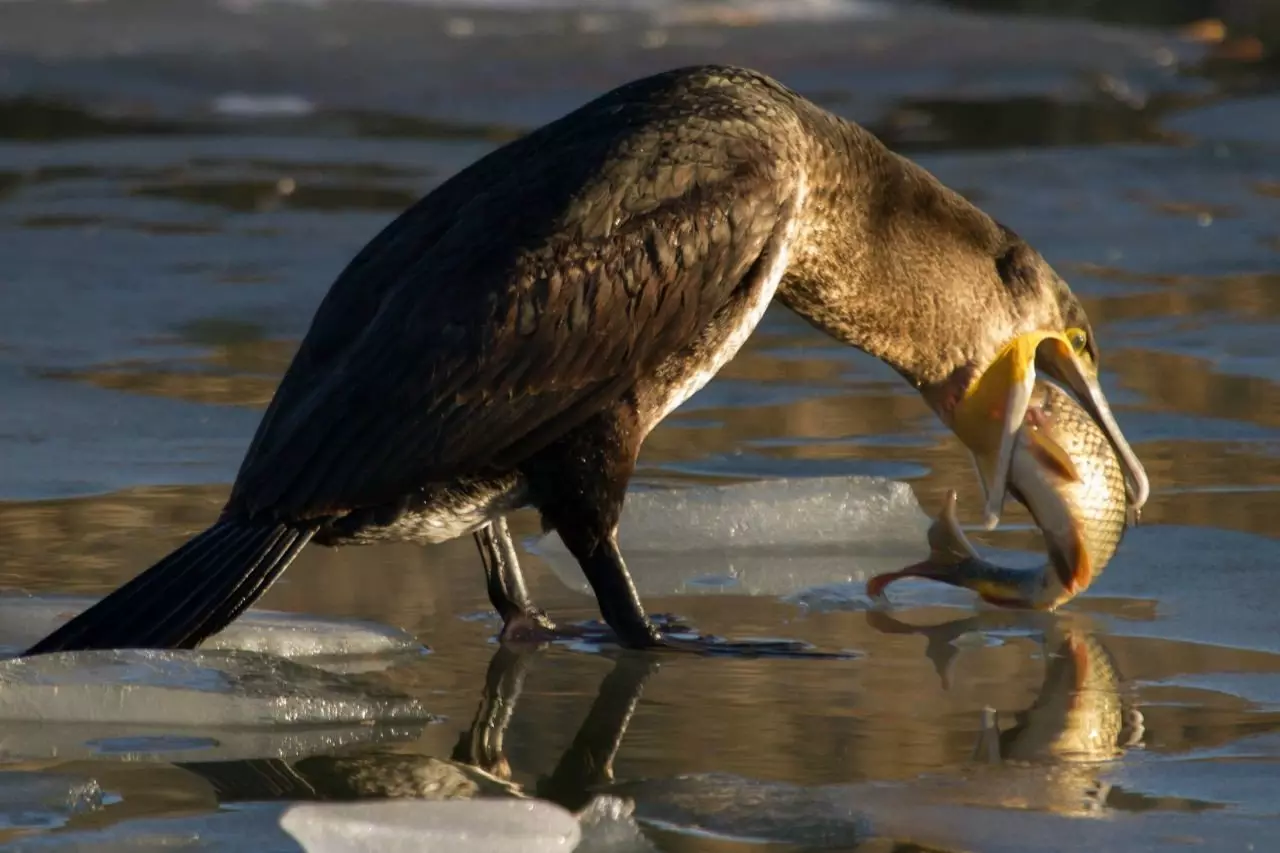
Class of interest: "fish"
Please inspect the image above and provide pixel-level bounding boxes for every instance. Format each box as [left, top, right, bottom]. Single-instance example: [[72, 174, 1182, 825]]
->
[[867, 380, 1132, 610]]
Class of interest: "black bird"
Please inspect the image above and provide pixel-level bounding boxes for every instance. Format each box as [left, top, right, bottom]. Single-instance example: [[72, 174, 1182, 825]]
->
[[24, 65, 1147, 657]]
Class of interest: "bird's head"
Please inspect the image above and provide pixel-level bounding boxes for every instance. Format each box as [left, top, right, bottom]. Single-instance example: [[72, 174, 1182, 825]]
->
[[917, 235, 1149, 530], [780, 138, 1147, 527]]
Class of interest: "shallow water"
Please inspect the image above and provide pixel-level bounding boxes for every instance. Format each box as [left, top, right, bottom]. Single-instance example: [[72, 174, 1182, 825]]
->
[[1, 0, 1279, 849]]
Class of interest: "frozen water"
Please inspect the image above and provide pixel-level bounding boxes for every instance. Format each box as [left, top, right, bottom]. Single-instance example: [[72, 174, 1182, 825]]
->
[[279, 798, 582, 853], [574, 796, 659, 853], [527, 476, 929, 597], [0, 720, 426, 764], [620, 772, 1279, 853], [0, 593, 426, 670], [0, 772, 105, 832], [0, 649, 433, 727], [1, 803, 298, 853]]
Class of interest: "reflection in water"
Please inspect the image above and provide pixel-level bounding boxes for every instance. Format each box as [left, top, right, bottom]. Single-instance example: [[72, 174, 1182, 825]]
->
[[868, 611, 1151, 820], [175, 645, 655, 815]]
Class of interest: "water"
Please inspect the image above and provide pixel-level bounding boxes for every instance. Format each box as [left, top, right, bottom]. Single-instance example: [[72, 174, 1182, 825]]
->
[[1, 0, 1279, 849]]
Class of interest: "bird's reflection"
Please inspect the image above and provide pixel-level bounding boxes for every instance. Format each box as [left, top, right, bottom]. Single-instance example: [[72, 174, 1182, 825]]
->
[[176, 643, 660, 815], [868, 609, 1145, 816]]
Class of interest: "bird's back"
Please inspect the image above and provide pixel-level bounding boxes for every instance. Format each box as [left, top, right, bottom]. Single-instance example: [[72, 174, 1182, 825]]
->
[[225, 65, 815, 522]]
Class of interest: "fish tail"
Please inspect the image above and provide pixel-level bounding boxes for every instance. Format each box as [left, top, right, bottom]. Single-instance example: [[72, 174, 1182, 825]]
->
[[23, 518, 317, 656], [867, 490, 981, 599]]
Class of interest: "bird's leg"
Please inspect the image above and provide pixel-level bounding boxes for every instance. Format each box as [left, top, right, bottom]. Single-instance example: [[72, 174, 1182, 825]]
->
[[568, 531, 663, 649], [564, 527, 842, 658], [450, 643, 537, 779], [473, 517, 557, 641], [528, 410, 845, 658], [536, 651, 662, 811]]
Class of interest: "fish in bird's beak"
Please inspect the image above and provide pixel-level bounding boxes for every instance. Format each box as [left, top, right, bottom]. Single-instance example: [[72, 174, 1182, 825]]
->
[[949, 331, 1149, 530]]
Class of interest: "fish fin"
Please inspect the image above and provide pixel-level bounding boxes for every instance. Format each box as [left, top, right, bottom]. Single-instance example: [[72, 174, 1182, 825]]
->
[[1048, 524, 1094, 596], [1023, 428, 1082, 483], [925, 489, 982, 566], [865, 491, 982, 601]]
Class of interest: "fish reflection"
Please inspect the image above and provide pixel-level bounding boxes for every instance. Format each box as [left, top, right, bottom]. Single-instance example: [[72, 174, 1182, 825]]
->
[[869, 610, 1144, 817]]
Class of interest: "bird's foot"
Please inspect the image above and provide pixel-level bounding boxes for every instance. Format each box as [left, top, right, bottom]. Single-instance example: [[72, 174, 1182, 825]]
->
[[649, 631, 854, 659], [499, 611, 852, 659], [549, 615, 853, 659], [497, 608, 561, 647]]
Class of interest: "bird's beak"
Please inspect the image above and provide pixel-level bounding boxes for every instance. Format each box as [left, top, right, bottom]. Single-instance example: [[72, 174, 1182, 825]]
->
[[951, 331, 1149, 530]]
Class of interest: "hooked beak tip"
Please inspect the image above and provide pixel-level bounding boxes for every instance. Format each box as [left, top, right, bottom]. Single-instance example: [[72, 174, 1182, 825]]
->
[[1034, 338, 1150, 512]]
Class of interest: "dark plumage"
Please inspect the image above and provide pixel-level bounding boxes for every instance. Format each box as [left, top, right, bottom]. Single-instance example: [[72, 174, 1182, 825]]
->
[[26, 64, 1120, 657]]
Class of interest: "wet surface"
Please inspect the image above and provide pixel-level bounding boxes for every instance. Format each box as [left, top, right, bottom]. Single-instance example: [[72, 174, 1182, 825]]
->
[[1, 0, 1279, 849]]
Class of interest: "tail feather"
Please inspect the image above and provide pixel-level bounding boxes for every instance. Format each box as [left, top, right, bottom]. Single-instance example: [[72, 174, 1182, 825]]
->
[[24, 520, 317, 656]]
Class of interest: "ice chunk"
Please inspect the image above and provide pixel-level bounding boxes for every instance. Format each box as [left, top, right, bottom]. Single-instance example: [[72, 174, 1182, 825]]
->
[[0, 719, 425, 764], [527, 476, 928, 597], [0, 650, 433, 762], [0, 593, 426, 670], [575, 796, 659, 853], [0, 649, 432, 727], [279, 799, 582, 853], [2, 802, 297, 852], [0, 772, 104, 832]]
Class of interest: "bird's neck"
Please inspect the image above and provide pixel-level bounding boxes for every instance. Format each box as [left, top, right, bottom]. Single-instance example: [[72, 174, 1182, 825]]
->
[[776, 115, 1015, 389]]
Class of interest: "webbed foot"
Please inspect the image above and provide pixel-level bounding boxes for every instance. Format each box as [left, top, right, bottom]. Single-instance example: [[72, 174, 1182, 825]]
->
[[503, 612, 853, 659]]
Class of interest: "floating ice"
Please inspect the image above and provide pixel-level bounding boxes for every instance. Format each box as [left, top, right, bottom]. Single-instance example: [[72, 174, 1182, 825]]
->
[[527, 476, 928, 597], [0, 649, 432, 761], [575, 795, 659, 853], [0, 772, 105, 832], [279, 798, 582, 853], [0, 719, 426, 764], [0, 593, 426, 670], [0, 648, 431, 725], [1, 802, 297, 853]]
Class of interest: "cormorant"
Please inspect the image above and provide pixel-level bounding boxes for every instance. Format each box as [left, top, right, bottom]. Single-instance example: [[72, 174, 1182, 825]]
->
[[24, 65, 1147, 657]]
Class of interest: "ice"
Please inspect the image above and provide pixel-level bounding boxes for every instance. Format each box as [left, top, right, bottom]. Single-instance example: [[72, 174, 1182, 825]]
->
[[0, 593, 426, 671], [0, 719, 426, 764], [279, 798, 582, 853], [0, 648, 432, 761], [574, 796, 659, 853], [0, 772, 105, 832], [1, 803, 298, 853], [0, 648, 431, 725], [527, 476, 929, 597]]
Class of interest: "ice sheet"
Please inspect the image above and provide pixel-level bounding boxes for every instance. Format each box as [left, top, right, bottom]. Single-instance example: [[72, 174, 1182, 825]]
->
[[0, 720, 426, 764], [0, 593, 426, 670], [0, 772, 105, 832], [279, 799, 582, 853], [621, 772, 1280, 852], [1, 802, 297, 853], [574, 796, 660, 853], [0, 649, 433, 727], [527, 476, 929, 598]]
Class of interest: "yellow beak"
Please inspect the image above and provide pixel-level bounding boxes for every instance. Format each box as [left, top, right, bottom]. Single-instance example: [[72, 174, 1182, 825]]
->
[[951, 331, 1150, 529]]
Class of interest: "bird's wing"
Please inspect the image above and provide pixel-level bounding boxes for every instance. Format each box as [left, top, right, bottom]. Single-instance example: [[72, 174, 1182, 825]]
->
[[230, 98, 804, 519]]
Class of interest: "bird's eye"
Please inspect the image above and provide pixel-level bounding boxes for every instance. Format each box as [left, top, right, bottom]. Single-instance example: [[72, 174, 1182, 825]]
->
[[1066, 327, 1088, 355]]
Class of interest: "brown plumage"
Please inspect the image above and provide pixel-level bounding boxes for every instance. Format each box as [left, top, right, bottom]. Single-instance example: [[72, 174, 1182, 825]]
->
[[25, 65, 1124, 658]]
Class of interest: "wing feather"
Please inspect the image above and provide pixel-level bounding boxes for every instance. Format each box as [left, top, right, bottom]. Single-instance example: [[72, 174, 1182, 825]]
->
[[229, 81, 800, 519]]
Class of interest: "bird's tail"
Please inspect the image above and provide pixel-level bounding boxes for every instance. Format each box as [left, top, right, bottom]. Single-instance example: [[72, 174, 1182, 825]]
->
[[23, 519, 317, 656]]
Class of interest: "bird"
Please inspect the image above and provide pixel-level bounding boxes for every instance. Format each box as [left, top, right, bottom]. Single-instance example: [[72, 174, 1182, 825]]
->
[[23, 64, 1148, 658]]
